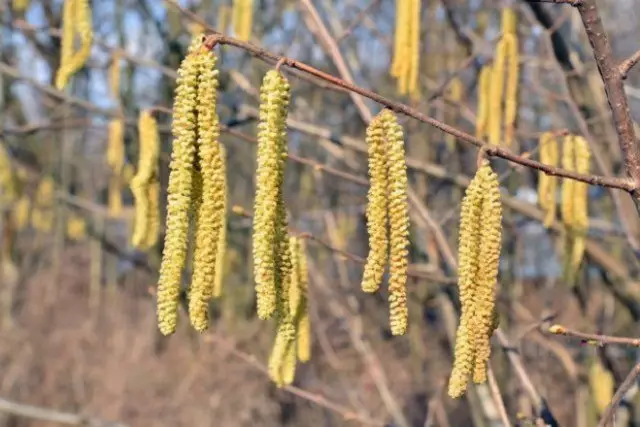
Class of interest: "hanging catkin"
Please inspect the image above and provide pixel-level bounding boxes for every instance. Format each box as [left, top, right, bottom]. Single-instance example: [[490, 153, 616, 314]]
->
[[189, 45, 225, 332], [157, 37, 202, 335], [55, 0, 93, 90], [131, 110, 160, 249], [475, 65, 492, 139], [12, 195, 30, 230], [390, 0, 420, 98], [362, 110, 410, 336], [232, 0, 254, 41], [66, 213, 87, 240], [588, 359, 614, 415], [488, 8, 519, 147], [213, 146, 228, 299], [537, 132, 559, 228], [253, 70, 291, 320], [448, 161, 502, 398]]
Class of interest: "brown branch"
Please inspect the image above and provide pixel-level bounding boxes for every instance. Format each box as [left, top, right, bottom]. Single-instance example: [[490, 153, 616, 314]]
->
[[548, 324, 640, 346], [619, 48, 640, 80], [0, 397, 128, 427], [598, 362, 640, 427], [577, 0, 640, 203], [527, 0, 583, 4], [336, 0, 382, 42], [195, 33, 636, 191]]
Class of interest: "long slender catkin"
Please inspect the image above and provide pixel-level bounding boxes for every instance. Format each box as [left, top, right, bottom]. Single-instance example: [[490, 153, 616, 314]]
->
[[570, 136, 590, 274], [213, 146, 228, 299], [253, 70, 291, 320], [55, 0, 93, 90], [189, 45, 225, 333], [538, 132, 559, 228], [475, 65, 492, 139], [157, 37, 202, 336]]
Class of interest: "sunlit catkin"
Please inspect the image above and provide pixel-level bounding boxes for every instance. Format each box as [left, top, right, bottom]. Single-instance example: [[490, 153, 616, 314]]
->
[[12, 196, 30, 230], [66, 213, 86, 240], [537, 132, 559, 228], [476, 65, 492, 139], [213, 146, 228, 299], [189, 46, 225, 333], [290, 237, 310, 362], [131, 110, 160, 248], [157, 38, 201, 336], [362, 114, 389, 294], [390, 0, 420, 98], [561, 135, 575, 228], [0, 143, 17, 205], [253, 70, 291, 320], [588, 359, 614, 415], [268, 328, 296, 387], [383, 111, 409, 336], [55, 0, 93, 90], [232, 0, 254, 41], [471, 165, 502, 384], [449, 162, 502, 398]]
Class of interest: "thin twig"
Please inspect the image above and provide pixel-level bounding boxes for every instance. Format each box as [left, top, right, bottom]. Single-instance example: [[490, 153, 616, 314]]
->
[[548, 324, 640, 346], [598, 362, 640, 427], [619, 48, 640, 79]]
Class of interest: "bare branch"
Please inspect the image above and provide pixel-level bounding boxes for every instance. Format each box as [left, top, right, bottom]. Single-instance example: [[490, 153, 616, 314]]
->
[[619, 49, 640, 79], [526, 0, 583, 5]]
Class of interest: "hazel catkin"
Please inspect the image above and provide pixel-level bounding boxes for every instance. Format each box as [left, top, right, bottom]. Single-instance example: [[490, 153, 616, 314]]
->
[[538, 132, 558, 228], [448, 161, 503, 398], [252, 70, 291, 320], [157, 37, 202, 336], [55, 0, 93, 90]]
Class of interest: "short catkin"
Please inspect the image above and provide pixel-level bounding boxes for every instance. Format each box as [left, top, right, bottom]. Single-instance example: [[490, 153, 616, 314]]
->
[[362, 109, 410, 336], [537, 132, 559, 228], [253, 70, 291, 320], [156, 37, 202, 336], [448, 161, 502, 398]]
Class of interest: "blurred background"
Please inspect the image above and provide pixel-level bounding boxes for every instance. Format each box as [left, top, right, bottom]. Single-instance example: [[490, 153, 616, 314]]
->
[[2, 0, 640, 425]]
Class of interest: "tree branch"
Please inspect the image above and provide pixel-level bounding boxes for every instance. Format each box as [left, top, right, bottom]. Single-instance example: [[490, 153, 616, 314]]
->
[[618, 48, 640, 79], [598, 362, 640, 427], [548, 324, 640, 346]]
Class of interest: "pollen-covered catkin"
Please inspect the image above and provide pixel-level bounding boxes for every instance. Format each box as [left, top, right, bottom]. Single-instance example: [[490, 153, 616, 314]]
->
[[472, 165, 502, 384], [189, 46, 225, 333], [157, 38, 201, 336], [290, 237, 310, 362], [561, 135, 575, 228], [382, 111, 409, 336], [390, 0, 420, 98], [448, 176, 483, 399], [268, 327, 296, 387], [362, 115, 389, 294], [476, 65, 492, 140], [503, 32, 519, 148], [253, 70, 291, 320], [448, 162, 503, 398], [538, 132, 559, 228], [55, 0, 93, 90], [232, 0, 254, 41], [213, 146, 228, 299], [589, 359, 614, 415]]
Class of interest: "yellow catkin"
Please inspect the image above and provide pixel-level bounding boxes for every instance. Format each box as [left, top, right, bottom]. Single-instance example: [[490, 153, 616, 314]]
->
[[55, 0, 93, 90], [390, 0, 409, 78], [142, 180, 160, 249], [189, 45, 225, 333], [253, 70, 291, 320], [66, 213, 86, 240], [571, 136, 590, 273], [448, 176, 483, 398], [407, 0, 421, 99], [391, 0, 419, 97], [0, 143, 17, 205], [362, 114, 389, 293], [217, 5, 232, 35], [156, 37, 202, 336], [503, 33, 519, 148], [12, 196, 30, 230], [232, 0, 253, 41], [488, 41, 506, 146], [561, 135, 575, 228], [268, 328, 296, 387], [213, 146, 228, 299], [32, 176, 56, 232], [109, 51, 121, 99], [274, 206, 295, 340], [472, 165, 502, 384], [588, 360, 614, 415], [296, 239, 310, 362], [538, 132, 559, 228], [12, 0, 31, 12], [131, 110, 160, 249], [475, 65, 492, 139], [449, 162, 502, 398], [383, 111, 409, 336], [502, 8, 517, 35]]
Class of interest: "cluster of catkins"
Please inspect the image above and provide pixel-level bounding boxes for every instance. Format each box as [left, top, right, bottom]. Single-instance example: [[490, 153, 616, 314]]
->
[[390, 0, 421, 97], [156, 36, 227, 336], [475, 8, 519, 148], [361, 109, 410, 336], [448, 161, 503, 399], [130, 111, 160, 250], [536, 133, 591, 283], [252, 70, 311, 386], [55, 0, 93, 90], [232, 0, 254, 41]]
